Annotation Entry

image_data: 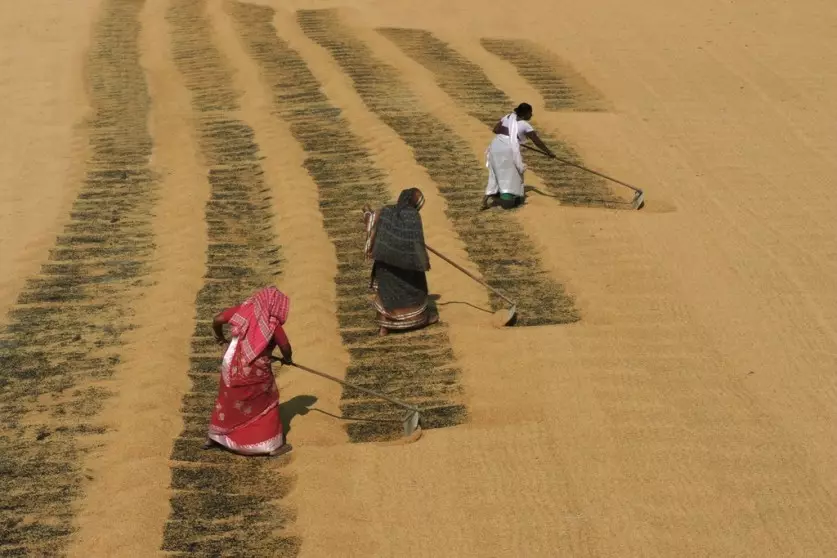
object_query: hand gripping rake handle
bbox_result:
[424,244,516,307]
[521,143,643,195]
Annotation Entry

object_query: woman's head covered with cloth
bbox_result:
[367,187,429,272]
[228,286,290,364]
[396,187,425,213]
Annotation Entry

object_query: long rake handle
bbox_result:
[425,244,516,306]
[275,360,419,412]
[522,143,643,194]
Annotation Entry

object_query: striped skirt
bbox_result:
[371,261,431,330]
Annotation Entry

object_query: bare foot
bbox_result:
[427,314,440,326]
[378,326,389,337]
[201,438,218,450]
[268,444,293,458]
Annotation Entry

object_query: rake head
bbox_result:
[631,190,645,210]
[491,304,517,327]
[403,409,421,436]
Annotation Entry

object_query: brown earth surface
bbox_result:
[2,0,836,556]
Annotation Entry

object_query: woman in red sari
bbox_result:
[202,286,293,457]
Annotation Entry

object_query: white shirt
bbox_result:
[499,113,534,142]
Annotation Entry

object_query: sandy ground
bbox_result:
[0,0,101,320]
[3,0,837,556]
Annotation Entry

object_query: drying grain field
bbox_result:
[2,0,837,556]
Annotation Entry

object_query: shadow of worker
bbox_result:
[279,394,318,439]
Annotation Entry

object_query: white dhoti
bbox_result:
[485,135,525,198]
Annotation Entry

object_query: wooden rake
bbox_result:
[425,244,518,327]
[522,144,645,210]
[272,359,421,437]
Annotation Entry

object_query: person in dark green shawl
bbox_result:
[362,188,438,336]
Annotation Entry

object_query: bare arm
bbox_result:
[212,305,239,345]
[212,312,229,345]
[525,131,555,158]
[273,325,293,364]
[493,120,506,134]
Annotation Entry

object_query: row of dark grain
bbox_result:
[0,0,156,554]
[378,28,622,208]
[228,1,467,442]
[298,10,579,325]
[480,38,607,112]
[0,5,603,556]
[162,0,297,555]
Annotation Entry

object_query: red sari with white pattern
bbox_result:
[208,288,290,455]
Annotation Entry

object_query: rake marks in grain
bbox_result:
[378,27,621,208]
[0,0,155,554]
[480,38,607,112]
[299,11,578,326]
[228,1,466,442]
[162,0,297,554]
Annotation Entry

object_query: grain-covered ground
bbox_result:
[2,0,836,555]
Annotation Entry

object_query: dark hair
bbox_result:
[514,103,533,117]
